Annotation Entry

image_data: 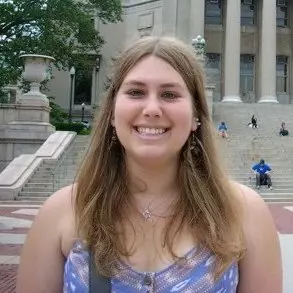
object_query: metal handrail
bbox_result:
[50,135,89,192]
[51,138,76,192]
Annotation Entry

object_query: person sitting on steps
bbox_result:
[251,159,272,190]
[279,122,289,136]
[251,115,257,128]
[218,121,228,138]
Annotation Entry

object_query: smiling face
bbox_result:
[112,55,197,165]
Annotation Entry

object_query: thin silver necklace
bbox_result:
[140,198,177,222]
[142,206,152,221]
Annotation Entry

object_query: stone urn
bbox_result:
[20,54,55,106]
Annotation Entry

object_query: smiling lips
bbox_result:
[135,127,168,135]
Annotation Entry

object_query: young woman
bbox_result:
[16,37,282,293]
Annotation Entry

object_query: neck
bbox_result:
[126,156,179,200]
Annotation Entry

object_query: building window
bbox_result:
[74,66,92,105]
[206,53,221,101]
[277,0,289,27]
[276,56,288,93]
[240,54,255,95]
[205,0,223,25]
[241,0,256,26]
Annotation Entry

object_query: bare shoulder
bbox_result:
[40,184,75,212]
[233,182,269,213]
[231,182,282,293]
[16,185,77,293]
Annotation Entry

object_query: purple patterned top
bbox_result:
[63,242,239,292]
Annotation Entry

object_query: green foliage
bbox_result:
[48,97,91,136]
[0,91,9,103]
[49,96,68,125]
[54,122,85,134]
[79,128,91,135]
[0,0,122,88]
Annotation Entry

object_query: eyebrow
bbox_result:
[122,80,185,90]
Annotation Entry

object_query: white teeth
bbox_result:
[136,127,166,135]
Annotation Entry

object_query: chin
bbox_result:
[129,148,178,166]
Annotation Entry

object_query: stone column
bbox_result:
[162,0,177,36]
[189,0,205,40]
[222,0,242,102]
[259,0,278,103]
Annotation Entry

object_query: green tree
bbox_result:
[0,0,122,89]
[48,96,68,125]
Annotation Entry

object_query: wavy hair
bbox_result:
[74,36,245,279]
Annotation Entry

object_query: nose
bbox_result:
[142,96,162,118]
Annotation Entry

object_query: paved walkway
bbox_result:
[0,202,292,292]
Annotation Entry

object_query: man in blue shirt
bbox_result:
[251,159,272,189]
[218,122,228,138]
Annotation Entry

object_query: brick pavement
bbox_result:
[0,265,18,293]
[0,203,39,293]
[0,203,292,293]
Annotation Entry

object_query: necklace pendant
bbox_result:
[142,208,152,221]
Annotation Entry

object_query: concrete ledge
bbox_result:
[0,131,76,200]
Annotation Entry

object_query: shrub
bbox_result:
[54,122,85,134]
[79,128,91,135]
[49,96,68,125]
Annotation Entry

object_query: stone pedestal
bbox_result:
[0,54,56,173]
[0,103,55,170]
[19,92,50,107]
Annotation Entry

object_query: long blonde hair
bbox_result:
[74,36,245,278]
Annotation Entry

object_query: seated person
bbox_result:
[251,115,258,128]
[251,159,272,190]
[217,121,228,138]
[279,122,289,136]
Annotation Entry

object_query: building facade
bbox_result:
[48,0,293,118]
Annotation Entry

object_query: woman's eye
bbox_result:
[127,89,144,97]
[161,91,177,99]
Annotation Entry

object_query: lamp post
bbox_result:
[81,102,85,122]
[68,66,75,123]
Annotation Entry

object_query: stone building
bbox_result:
[47,0,292,119]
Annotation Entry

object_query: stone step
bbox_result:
[18,191,52,197]
[52,173,77,179]
[260,192,293,197]
[21,187,54,193]
[231,176,293,181]
[27,178,54,184]
[36,167,56,172]
[23,183,54,188]
[231,181,293,185]
[233,181,293,186]
[42,159,58,165]
[31,174,55,179]
[230,175,293,179]
[263,198,293,203]
[229,170,293,173]
[17,196,49,202]
[258,189,293,193]
[0,199,45,204]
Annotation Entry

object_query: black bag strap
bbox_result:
[89,250,111,293]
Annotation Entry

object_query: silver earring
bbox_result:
[190,131,197,150]
[112,128,117,142]
[196,118,201,126]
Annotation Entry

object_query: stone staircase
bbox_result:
[15,103,293,203]
[18,135,90,201]
[214,103,293,203]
